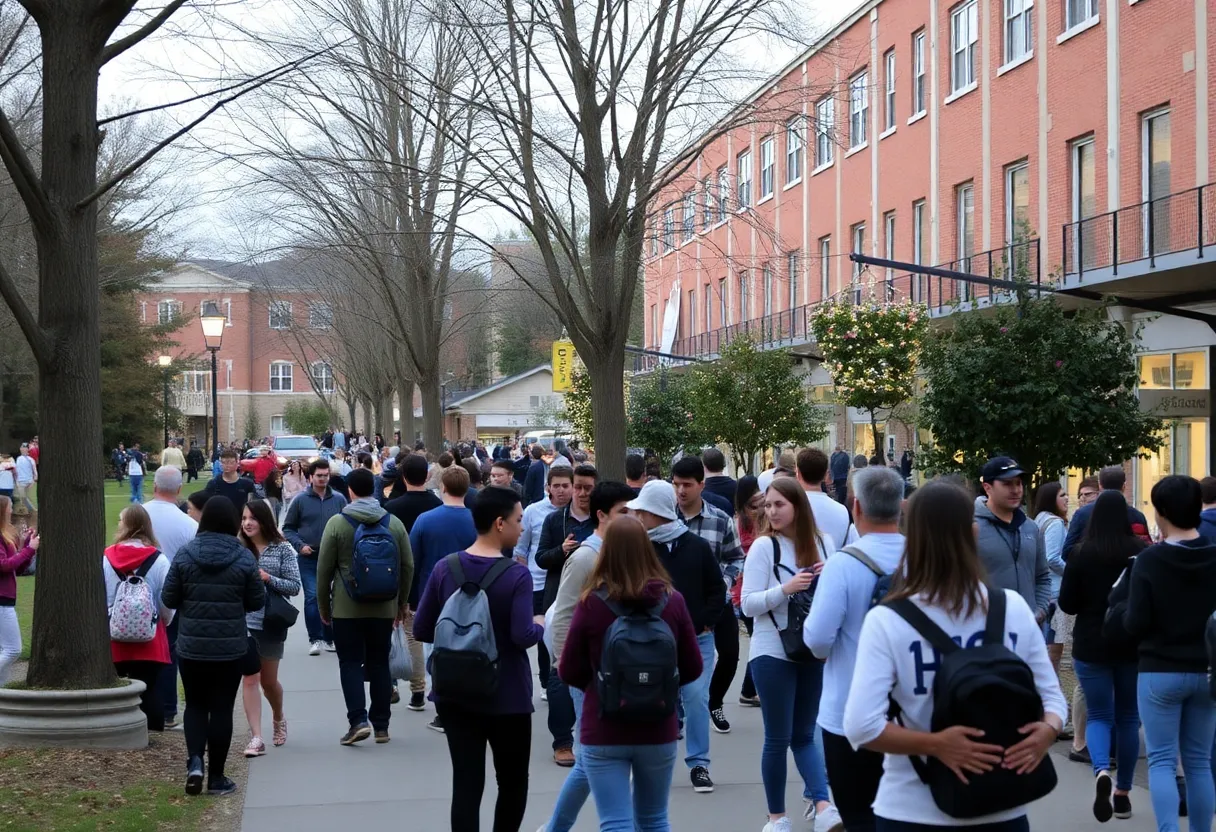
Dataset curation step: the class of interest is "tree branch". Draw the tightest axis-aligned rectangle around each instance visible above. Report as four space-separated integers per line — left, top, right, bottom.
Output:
0 106 55 235
0 256 49 369
99 0 190 66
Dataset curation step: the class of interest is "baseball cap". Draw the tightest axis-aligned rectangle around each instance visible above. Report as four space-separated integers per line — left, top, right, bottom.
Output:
625 479 678 521
981 456 1025 483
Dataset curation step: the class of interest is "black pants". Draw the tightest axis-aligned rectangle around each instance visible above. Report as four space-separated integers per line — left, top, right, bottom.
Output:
332 617 393 730
178 657 242 780
115 660 165 732
436 701 531 832
532 590 550 687
186 466 198 482
740 616 756 699
709 604 740 710
876 819 1028 831
823 728 885 832
834 481 848 504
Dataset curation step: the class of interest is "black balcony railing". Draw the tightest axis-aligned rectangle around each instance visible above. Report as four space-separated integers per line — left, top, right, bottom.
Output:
915 238 1041 312
1062 183 1216 280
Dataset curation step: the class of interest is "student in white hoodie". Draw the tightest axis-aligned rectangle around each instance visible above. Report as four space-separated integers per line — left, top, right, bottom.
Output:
843 480 1066 830
803 465 907 831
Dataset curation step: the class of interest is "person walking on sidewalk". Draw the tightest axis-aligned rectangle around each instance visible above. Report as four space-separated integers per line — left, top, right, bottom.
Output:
515 468 568 704
162 496 265 797
238 500 301 757
161 439 186 472
0 497 34 687
283 459 347 656
126 443 145 504
317 468 414 746
733 475 763 708
202 448 256 509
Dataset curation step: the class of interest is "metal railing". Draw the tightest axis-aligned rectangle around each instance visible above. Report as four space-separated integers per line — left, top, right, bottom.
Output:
915 238 1042 313
1062 183 1216 280
171 390 209 416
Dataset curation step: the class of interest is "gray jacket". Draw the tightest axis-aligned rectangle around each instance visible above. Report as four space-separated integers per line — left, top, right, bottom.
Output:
974 498 1051 617
246 540 301 632
283 486 348 555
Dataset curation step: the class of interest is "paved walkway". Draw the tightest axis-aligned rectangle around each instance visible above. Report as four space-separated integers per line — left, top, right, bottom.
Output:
241 620 1155 831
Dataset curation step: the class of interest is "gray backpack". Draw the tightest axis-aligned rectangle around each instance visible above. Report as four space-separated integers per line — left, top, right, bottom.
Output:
428 554 514 703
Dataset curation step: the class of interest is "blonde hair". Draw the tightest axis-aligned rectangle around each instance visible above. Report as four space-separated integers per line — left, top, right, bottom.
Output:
114 504 160 549
0 497 16 549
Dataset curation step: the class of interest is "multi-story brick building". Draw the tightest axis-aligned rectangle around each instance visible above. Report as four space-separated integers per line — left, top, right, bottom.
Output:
644 0 1215 512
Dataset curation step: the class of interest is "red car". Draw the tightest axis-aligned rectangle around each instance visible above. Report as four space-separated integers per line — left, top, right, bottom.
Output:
238 436 321 476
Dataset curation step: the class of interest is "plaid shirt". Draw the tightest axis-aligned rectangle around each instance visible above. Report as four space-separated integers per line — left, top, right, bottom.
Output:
680 499 746 587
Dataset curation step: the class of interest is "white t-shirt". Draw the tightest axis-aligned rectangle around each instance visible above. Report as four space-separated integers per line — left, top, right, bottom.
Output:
806 490 858 551
842 586 1067 827
0 464 14 490
142 498 199 563
15 456 35 485
757 467 778 493
127 455 142 476
740 532 835 662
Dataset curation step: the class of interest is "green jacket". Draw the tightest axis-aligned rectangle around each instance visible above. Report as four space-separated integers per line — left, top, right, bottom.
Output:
317 497 414 620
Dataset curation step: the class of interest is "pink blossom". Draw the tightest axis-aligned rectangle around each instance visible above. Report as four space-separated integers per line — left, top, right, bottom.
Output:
845 331 857 339
999 327 1008 334
1055 360 1063 368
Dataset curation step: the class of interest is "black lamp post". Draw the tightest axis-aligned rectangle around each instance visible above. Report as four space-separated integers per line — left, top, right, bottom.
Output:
200 302 226 454
157 354 172 449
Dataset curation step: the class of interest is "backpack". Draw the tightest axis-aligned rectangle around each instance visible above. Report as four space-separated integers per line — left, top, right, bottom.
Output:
594 588 680 722
767 536 817 663
885 588 1057 818
839 544 893 609
340 513 400 602
428 554 514 704
108 553 161 643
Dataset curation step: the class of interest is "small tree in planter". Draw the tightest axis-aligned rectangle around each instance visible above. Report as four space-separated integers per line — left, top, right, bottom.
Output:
626 370 708 472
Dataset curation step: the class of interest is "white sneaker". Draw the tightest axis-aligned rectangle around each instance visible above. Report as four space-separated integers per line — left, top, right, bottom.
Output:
540 688 548 702
324 641 337 653
762 818 792 832
812 804 843 832
308 641 321 656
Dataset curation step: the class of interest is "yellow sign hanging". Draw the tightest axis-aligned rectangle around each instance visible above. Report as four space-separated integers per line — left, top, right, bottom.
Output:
552 340 576 391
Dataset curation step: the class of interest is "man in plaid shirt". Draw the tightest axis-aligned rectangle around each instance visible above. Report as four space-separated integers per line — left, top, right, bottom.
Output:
672 455 746 735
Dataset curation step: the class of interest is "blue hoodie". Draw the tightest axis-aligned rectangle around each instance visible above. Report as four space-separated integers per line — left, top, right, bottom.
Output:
1200 508 1216 544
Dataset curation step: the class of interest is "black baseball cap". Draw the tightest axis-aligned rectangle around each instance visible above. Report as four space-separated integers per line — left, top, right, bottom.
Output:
981 456 1025 483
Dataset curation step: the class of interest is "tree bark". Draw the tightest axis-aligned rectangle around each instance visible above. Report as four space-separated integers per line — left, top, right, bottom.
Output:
344 394 356 435
419 375 442 452
584 349 626 481
397 377 415 446
360 397 372 437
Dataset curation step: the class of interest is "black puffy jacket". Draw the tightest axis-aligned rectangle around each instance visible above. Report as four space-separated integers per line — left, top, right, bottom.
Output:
162 532 264 662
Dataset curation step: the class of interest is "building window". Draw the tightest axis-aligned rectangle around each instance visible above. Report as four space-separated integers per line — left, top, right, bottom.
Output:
787 250 800 308
1005 161 1031 277
1134 351 1209 516
951 0 978 94
270 361 293 392
703 177 714 228
662 205 675 251
268 300 292 330
956 183 975 300
705 283 713 331
308 302 333 329
270 415 285 435
310 361 335 394
737 149 753 209
1143 108 1172 255
682 191 696 242
1071 136 1096 268
883 50 896 131
912 31 926 115
1065 0 1098 30
913 199 927 302
785 118 803 183
650 223 658 257
718 277 728 326
815 96 834 167
716 165 729 218
650 304 658 347
849 72 868 149
157 300 180 325
1004 0 1033 64
762 267 773 316
759 136 775 199
818 236 831 300
884 211 896 299
202 298 231 326
688 288 697 335
851 222 866 303
738 271 750 321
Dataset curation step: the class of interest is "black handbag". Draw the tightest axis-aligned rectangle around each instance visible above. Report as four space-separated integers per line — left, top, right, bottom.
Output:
263 589 299 632
765 536 817 663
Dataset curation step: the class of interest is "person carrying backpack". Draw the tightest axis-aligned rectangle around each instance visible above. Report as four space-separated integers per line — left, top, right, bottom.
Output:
843 480 1066 831
316 468 413 747
803 465 906 832
104 504 174 732
740 476 841 832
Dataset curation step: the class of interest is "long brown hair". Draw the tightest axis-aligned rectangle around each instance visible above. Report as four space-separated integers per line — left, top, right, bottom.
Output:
240 499 285 555
114 504 161 549
760 477 823 568
581 515 672 602
0 497 16 549
887 479 986 617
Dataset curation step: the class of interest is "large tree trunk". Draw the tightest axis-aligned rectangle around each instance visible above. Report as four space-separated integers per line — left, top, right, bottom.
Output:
584 348 626 481
344 394 357 435
360 397 372 437
397 377 415 446
27 23 116 689
419 375 442 451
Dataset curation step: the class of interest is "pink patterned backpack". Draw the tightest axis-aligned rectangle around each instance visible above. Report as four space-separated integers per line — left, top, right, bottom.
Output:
109 553 160 643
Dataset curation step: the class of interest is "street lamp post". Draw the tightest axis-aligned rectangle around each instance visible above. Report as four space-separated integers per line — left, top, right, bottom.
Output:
157 355 172 449
200 302 226 455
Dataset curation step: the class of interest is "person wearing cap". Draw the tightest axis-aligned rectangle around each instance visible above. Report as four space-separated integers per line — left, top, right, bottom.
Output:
975 456 1052 622
626 479 726 795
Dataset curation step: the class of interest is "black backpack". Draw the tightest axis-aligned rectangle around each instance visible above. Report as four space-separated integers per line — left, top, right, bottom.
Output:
885 589 1057 819
595 588 680 722
767 536 817 663
839 544 893 609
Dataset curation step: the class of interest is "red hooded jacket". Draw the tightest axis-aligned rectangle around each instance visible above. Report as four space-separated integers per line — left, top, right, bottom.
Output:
104 543 171 664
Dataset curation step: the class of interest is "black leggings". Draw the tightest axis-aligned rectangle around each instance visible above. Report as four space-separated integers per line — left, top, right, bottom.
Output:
115 660 165 732
740 616 756 699
822 728 884 831
709 605 740 710
178 658 242 780
436 701 531 832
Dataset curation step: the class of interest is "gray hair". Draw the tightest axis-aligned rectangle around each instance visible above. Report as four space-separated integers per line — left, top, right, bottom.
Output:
852 466 904 524
153 465 183 494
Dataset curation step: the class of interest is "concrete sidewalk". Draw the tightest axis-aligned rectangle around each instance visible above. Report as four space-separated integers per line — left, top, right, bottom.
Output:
241 621 1155 831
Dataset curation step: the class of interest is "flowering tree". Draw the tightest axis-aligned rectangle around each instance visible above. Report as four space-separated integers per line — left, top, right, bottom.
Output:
627 370 708 471
811 300 929 457
560 367 597 444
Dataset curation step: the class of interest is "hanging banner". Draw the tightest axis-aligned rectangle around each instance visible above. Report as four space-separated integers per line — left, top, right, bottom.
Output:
552 340 576 392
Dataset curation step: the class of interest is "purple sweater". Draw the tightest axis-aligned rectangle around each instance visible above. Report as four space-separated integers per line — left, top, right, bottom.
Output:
412 551 543 714
0 536 34 605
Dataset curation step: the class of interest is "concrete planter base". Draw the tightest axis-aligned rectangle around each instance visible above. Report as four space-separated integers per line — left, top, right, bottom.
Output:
0 679 147 749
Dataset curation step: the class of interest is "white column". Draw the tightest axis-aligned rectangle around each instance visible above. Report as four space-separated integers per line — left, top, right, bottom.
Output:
1037 0 1050 271
980 0 992 248
1106 0 1121 210
929 0 941 265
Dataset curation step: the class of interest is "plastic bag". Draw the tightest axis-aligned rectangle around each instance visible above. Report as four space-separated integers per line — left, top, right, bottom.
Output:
542 603 556 658
389 622 413 681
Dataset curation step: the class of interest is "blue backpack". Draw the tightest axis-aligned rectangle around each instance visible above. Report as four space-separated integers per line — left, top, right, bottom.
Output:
840 544 893 609
341 514 400 602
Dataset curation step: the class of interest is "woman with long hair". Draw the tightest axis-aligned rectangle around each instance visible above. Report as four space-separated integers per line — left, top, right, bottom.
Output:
732 475 763 707
262 469 284 520
163 496 264 796
1031 482 1069 673
559 515 703 831
0 496 36 686
104 505 173 730
740 477 840 832
1058 491 1144 821
238 499 301 758
282 460 307 507
843 480 1066 830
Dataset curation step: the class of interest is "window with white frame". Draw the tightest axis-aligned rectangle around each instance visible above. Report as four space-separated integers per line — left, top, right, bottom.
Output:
851 223 866 303
815 96 834 167
1143 109 1172 255
912 31 926 115
650 224 658 257
884 211 896 299
308 302 333 329
157 300 181 325
718 277 728 326
849 72 869 149
663 205 675 251
738 271 750 320
762 267 773 316
705 283 713 331
178 370 210 393
884 50 896 131
310 361 335 394
913 199 927 302
819 236 831 299
785 118 803 184
951 0 978 94
787 250 800 308
956 183 975 300
270 361 293 392
688 288 697 335
737 149 753 208
650 304 658 346
268 300 292 330
1005 162 1031 277
759 137 775 199
716 166 729 218
270 415 285 435
1065 0 1098 31
1071 136 1096 267
703 177 715 228
1004 0 1033 64
682 191 696 242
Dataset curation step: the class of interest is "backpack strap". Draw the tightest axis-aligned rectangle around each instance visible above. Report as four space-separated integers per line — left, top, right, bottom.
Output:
134 552 160 578
445 552 467 587
983 586 1007 647
839 545 885 577
376 513 392 531
883 598 959 656
477 556 514 591
594 586 667 618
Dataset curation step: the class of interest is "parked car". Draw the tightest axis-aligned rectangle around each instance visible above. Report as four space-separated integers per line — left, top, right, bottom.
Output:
237 435 321 474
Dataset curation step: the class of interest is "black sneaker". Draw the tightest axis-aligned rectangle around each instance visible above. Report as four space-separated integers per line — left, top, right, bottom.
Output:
1093 771 1113 823
185 756 204 796
207 776 238 796
408 692 426 712
390 687 400 705
1113 793 1132 820
427 716 445 734
738 694 760 707
690 766 714 793
374 729 390 744
710 707 731 734
1068 747 1091 764
340 722 372 745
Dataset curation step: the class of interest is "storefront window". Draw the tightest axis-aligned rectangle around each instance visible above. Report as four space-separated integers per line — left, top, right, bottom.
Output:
852 422 886 460
1135 421 1208 522
1138 353 1172 388
1174 351 1206 388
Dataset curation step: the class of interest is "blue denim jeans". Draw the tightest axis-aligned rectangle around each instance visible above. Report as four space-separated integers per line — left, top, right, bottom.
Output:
547 686 589 831
296 554 332 644
750 654 831 814
1138 671 1216 832
1073 659 1140 790
678 631 716 770
160 616 179 719
129 475 143 504
582 741 678 831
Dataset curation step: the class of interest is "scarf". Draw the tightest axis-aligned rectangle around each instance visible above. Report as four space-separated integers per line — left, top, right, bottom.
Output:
648 519 688 546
